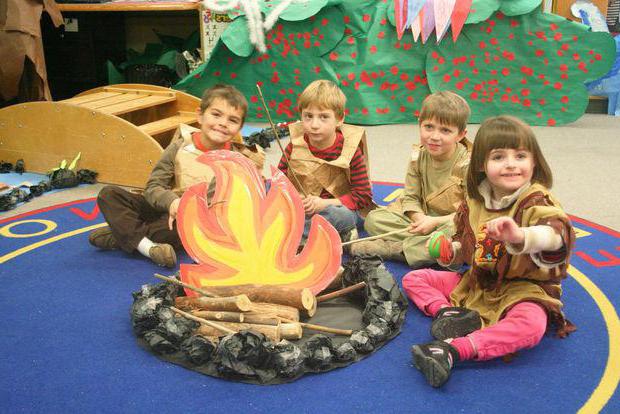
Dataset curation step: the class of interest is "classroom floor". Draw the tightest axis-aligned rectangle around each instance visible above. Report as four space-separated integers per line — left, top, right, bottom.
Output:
2 113 619 413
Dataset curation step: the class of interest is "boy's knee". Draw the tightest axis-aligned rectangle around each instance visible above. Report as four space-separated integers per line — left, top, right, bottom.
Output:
363 212 381 234
97 185 122 206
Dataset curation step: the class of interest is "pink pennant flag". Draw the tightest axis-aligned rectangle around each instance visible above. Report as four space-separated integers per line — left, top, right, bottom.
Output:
434 0 456 42
395 0 407 40
411 11 422 42
421 0 435 44
451 0 472 42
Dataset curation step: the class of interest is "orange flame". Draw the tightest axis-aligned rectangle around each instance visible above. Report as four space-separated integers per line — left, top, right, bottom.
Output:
177 151 342 295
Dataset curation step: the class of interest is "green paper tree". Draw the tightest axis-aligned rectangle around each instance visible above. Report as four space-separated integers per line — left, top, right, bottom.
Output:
175 0 615 126
426 10 615 125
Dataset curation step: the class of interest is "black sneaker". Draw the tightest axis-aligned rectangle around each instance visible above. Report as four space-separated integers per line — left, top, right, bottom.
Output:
411 340 459 388
431 307 482 340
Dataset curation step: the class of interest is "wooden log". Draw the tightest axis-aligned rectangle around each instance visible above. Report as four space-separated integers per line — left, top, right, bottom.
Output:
280 317 353 336
249 302 300 322
324 266 345 291
280 323 303 340
317 282 367 303
304 297 317 318
197 322 281 342
170 307 235 335
191 310 244 323
154 273 216 297
202 284 316 313
175 295 252 312
242 314 280 326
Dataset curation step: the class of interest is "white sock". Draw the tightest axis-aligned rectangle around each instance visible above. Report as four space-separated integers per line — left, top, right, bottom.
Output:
137 237 155 258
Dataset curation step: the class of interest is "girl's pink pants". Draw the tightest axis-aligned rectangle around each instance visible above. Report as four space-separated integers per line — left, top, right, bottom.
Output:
402 269 548 361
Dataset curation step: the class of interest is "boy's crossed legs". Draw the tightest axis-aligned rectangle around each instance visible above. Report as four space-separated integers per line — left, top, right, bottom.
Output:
90 186 180 268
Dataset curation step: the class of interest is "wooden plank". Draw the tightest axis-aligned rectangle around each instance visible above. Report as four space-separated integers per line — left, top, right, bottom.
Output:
102 87 176 97
138 112 198 136
56 2 200 12
0 102 164 187
61 92 123 106
97 95 177 115
78 93 144 110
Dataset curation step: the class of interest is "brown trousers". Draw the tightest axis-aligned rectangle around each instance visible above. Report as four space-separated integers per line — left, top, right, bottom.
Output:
96 186 182 253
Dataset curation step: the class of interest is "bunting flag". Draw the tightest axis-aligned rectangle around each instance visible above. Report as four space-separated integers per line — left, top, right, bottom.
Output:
406 0 426 29
395 0 406 40
451 0 472 42
434 0 455 42
421 0 435 44
411 10 422 42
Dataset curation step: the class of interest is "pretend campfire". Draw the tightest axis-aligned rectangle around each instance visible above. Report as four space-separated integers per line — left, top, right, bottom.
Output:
130 150 407 384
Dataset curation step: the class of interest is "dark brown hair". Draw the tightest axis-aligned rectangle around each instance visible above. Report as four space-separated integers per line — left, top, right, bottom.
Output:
467 115 553 201
199 84 248 122
419 91 471 132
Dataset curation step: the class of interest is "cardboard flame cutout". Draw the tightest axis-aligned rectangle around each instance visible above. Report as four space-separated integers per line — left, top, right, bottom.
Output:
177 151 342 296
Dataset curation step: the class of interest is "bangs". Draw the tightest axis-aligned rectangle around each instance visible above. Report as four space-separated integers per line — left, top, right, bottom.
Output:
298 80 346 118
418 91 470 131
484 127 533 152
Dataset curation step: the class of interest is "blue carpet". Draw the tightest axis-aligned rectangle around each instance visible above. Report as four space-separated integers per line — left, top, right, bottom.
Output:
0 183 618 413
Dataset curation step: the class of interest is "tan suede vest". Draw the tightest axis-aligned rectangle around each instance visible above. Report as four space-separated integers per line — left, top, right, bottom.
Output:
286 122 369 200
172 124 264 195
420 138 471 215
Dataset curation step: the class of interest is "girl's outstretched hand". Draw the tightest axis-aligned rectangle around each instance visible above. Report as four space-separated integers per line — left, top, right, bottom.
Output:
485 217 525 245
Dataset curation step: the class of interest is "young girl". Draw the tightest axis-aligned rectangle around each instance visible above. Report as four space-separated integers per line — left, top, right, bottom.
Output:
403 115 576 388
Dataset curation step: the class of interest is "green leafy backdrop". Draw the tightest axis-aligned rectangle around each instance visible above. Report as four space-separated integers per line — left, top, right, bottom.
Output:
175 0 615 125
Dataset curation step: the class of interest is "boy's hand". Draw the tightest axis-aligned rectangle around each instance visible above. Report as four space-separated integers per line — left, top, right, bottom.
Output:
302 195 327 215
484 217 525 245
168 198 181 230
409 214 438 235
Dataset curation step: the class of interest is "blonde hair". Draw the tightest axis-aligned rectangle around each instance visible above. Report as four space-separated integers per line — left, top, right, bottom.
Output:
467 115 553 202
298 80 346 119
199 84 248 122
419 91 471 132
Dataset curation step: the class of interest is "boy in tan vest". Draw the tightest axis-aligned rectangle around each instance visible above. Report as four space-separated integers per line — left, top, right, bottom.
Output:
88 84 264 268
351 91 471 267
278 80 374 243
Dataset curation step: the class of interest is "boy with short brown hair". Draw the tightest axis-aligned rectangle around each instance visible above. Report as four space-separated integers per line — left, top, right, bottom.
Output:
278 79 374 242
89 84 264 268
351 91 471 266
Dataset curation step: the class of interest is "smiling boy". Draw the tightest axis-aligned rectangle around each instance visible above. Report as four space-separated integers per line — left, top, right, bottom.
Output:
89 84 264 268
351 91 471 267
277 80 374 243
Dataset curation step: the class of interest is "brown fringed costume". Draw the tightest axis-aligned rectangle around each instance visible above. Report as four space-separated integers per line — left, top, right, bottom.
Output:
450 183 576 337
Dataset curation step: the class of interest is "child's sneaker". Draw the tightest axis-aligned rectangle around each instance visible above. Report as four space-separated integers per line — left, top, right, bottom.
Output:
431 306 482 340
88 226 119 250
411 340 459 388
341 227 359 243
149 243 177 268
349 239 406 262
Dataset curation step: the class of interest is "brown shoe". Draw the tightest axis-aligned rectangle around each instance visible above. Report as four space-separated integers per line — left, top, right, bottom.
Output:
149 243 177 268
89 226 119 250
349 239 406 262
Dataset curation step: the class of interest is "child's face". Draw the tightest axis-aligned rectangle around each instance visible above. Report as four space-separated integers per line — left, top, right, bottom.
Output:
484 148 535 198
300 105 343 148
196 97 244 149
419 118 466 161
